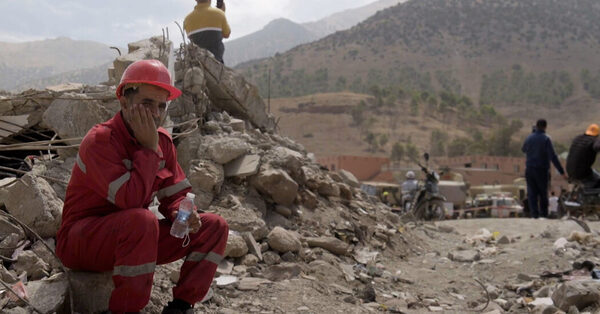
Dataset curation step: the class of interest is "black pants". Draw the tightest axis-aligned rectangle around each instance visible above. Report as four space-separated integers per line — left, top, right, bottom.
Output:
526 167 549 218
189 32 224 64
581 169 600 189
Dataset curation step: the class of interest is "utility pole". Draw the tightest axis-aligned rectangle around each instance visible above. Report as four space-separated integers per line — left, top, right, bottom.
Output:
268 68 271 113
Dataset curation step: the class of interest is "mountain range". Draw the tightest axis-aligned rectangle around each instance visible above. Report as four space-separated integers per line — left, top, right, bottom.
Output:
224 0 403 66
238 0 600 105
0 37 116 92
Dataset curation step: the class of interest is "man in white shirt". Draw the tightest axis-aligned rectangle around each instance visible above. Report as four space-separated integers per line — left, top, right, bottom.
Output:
548 191 559 218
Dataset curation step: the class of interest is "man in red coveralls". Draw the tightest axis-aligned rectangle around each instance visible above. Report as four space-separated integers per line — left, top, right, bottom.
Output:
56 59 228 314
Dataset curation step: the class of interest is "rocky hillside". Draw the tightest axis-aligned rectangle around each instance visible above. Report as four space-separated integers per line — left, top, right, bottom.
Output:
238 0 600 106
0 37 116 91
224 0 403 66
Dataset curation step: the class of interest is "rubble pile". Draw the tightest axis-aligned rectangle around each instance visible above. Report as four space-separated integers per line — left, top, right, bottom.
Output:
0 38 413 313
432 224 600 314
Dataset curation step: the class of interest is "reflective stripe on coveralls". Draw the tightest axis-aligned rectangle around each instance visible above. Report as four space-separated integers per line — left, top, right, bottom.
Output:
156 179 192 200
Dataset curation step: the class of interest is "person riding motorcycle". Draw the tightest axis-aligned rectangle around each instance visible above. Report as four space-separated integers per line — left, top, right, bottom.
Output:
401 171 418 211
566 124 600 188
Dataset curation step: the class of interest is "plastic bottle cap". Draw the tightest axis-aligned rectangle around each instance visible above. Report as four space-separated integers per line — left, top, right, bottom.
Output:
186 192 196 199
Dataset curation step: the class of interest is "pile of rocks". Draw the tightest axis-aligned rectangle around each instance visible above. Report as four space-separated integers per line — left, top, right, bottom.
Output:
0 38 408 313
445 226 600 314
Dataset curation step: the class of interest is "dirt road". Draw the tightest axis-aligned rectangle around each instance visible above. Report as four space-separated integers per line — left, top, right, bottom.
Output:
147 218 600 313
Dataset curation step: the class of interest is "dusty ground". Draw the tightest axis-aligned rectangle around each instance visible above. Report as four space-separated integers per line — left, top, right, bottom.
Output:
144 218 600 313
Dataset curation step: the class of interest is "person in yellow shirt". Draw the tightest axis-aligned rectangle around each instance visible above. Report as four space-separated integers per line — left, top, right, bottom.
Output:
184 0 231 63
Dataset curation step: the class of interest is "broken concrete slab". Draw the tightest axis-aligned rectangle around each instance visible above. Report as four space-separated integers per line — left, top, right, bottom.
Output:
31 239 61 270
4 174 63 238
448 250 481 263
251 169 299 206
305 237 350 256
224 154 260 178
262 263 303 281
236 277 272 291
551 280 600 311
46 83 84 93
69 271 113 313
338 170 360 188
13 251 50 280
217 259 234 275
26 273 68 314
42 95 113 139
224 232 249 258
267 227 302 253
229 118 245 132
110 36 170 84
240 254 258 266
241 232 262 261
198 48 275 131
0 114 29 140
206 137 251 164
263 251 281 265
188 159 224 207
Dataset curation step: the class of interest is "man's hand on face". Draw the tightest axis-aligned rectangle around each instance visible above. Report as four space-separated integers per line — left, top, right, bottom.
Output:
171 209 202 234
123 103 159 152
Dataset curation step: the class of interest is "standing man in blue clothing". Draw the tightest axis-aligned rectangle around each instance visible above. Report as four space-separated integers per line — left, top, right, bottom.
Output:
522 119 568 218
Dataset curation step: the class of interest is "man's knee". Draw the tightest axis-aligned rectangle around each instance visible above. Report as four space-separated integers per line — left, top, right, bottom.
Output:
201 213 228 235
123 208 159 236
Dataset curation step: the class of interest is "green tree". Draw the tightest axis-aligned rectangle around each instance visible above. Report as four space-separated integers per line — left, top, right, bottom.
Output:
405 142 419 162
391 142 405 161
379 134 389 149
447 138 470 157
365 132 379 152
351 101 367 126
430 129 448 156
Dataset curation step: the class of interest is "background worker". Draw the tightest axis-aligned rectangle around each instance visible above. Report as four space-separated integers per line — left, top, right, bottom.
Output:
184 0 231 63
566 123 600 188
521 119 567 218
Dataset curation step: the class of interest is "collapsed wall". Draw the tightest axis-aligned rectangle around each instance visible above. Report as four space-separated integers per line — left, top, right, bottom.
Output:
0 37 409 313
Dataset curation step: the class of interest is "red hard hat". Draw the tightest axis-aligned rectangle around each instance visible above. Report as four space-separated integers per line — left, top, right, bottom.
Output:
116 59 181 101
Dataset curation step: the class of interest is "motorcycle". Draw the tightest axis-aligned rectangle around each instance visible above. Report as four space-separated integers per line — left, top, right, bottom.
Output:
410 153 447 220
559 181 600 218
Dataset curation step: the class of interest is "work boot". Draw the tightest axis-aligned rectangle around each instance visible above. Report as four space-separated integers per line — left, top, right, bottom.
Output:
161 299 194 314
161 307 194 314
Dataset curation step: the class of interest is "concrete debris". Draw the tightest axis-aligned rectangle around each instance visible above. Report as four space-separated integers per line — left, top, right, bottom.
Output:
236 277 272 291
241 231 263 261
109 36 170 85
69 271 113 313
337 169 360 188
13 251 50 281
262 263 303 281
31 239 61 269
262 251 282 265
224 154 260 178
42 95 112 140
204 137 251 164
224 232 249 258
448 250 481 263
267 226 302 253
4 174 63 238
217 259 234 275
26 273 68 314
551 280 600 311
251 169 299 206
305 236 349 256
215 275 238 287
240 254 259 266
0 114 28 140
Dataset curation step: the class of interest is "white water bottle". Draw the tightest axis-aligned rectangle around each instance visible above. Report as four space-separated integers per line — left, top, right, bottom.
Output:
170 193 196 238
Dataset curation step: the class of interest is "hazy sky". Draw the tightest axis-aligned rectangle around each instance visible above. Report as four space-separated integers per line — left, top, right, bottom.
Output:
0 0 378 46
